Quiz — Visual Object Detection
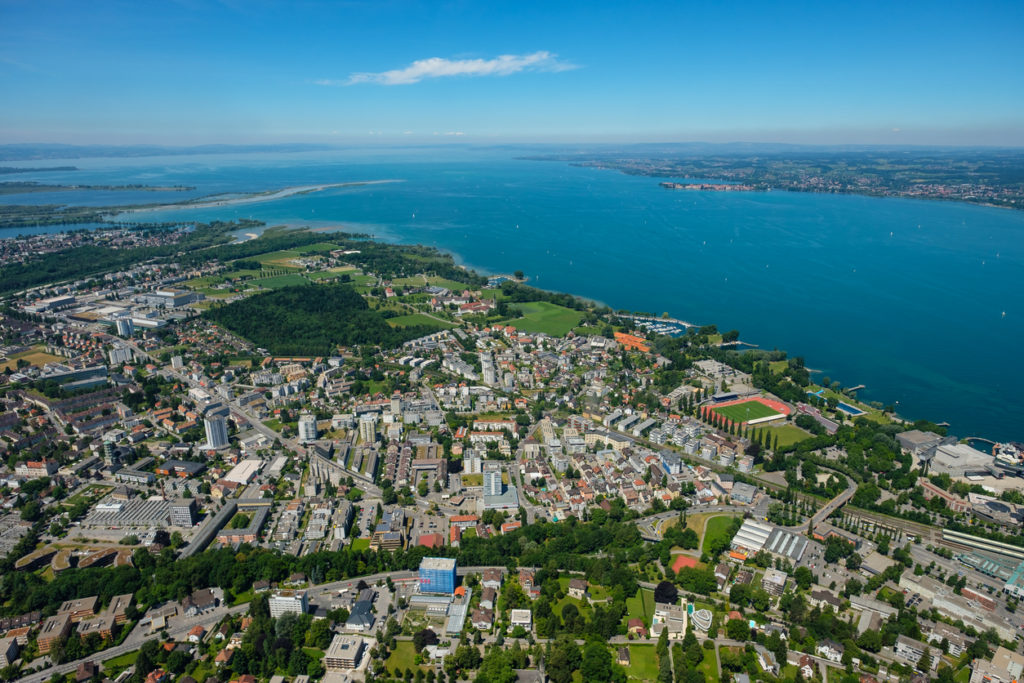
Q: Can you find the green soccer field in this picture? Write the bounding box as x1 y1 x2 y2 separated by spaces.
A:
713 400 781 422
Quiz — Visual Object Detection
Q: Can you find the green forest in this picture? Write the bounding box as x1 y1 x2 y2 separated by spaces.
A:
204 284 433 354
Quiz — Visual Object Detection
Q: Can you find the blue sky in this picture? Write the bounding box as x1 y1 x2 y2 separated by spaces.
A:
1 0 1022 145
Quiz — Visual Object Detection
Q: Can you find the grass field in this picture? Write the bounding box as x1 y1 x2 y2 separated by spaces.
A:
624 588 655 624
461 474 483 486
712 400 781 423
255 243 340 268
63 484 113 508
392 275 470 292
231 589 254 606
625 645 659 682
554 594 592 619
103 651 138 670
701 515 739 554
387 313 456 329
761 423 811 447
386 641 425 673
1 347 64 371
293 242 342 254
697 653 720 682
501 301 583 336
351 538 371 551
253 273 312 289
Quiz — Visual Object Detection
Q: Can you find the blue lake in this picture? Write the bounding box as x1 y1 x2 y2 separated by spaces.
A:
2 147 1022 441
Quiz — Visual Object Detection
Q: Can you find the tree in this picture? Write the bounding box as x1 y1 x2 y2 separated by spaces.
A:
917 646 932 673
581 641 613 682
726 618 750 641
654 581 678 604
793 566 814 590
546 636 582 683
413 628 439 653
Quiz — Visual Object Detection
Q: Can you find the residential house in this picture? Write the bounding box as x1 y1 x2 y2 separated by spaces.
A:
519 569 540 599
755 646 779 675
567 578 588 600
714 563 731 591
471 608 494 631
816 639 844 663
627 618 647 638
182 588 218 617
481 568 503 591
651 602 686 640
510 609 532 631
480 587 496 610
808 589 843 611
798 654 815 679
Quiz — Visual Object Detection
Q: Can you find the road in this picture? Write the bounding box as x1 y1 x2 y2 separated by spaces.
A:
634 501 769 542
123 337 383 501
22 565 511 683
795 481 857 533
18 604 250 683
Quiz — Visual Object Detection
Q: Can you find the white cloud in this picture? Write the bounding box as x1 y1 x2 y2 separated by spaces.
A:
320 51 575 86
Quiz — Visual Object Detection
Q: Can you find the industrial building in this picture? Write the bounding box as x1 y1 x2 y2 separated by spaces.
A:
731 519 807 562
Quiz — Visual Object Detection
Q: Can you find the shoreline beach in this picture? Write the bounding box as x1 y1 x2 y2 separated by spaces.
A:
121 179 403 214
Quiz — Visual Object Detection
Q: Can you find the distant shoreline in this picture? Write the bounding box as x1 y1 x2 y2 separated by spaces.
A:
121 179 403 214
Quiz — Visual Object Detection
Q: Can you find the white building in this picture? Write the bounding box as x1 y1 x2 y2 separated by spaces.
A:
269 590 308 618
204 415 229 449
298 413 318 443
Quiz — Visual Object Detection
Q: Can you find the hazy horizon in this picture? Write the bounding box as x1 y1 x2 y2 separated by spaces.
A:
2 1 1022 147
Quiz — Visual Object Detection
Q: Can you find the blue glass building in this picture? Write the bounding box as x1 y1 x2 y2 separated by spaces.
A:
419 557 457 594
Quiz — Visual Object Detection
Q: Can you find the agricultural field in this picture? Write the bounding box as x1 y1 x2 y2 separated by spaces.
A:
1 347 64 371
387 313 456 329
501 301 583 336
392 275 471 292
252 273 312 289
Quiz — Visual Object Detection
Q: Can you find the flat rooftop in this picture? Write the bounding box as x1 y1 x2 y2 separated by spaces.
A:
420 557 456 570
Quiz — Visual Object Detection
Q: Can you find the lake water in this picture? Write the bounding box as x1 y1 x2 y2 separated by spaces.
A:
3 147 1022 441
